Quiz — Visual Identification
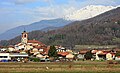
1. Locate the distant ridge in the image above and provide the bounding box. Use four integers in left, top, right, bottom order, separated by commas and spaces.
0, 18, 71, 40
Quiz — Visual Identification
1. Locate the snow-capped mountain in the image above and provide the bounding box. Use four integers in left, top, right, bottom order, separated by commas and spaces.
64, 5, 117, 20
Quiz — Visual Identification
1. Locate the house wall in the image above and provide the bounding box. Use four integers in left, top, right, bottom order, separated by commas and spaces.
8, 47, 14, 52
106, 53, 113, 60
15, 45, 25, 50
77, 54, 84, 59
115, 57, 120, 60
26, 45, 33, 50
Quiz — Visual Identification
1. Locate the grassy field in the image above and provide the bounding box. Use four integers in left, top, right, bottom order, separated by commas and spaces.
0, 61, 120, 73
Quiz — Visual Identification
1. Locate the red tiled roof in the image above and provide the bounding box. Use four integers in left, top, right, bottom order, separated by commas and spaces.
111, 53, 115, 56
28, 40, 41, 43
0, 46, 3, 48
27, 40, 45, 46
33, 46, 41, 49
91, 50, 98, 54
8, 45, 14, 48
98, 51, 106, 55
117, 56, 120, 58
43, 48, 49, 55
79, 50, 89, 54
58, 52, 69, 56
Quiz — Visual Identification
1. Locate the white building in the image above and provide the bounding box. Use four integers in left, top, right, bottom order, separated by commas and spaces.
0, 53, 11, 61
0, 53, 28, 61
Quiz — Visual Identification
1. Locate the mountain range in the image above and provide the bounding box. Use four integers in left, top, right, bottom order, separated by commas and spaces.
0, 18, 71, 40
0, 6, 120, 47
64, 5, 117, 20
0, 5, 118, 40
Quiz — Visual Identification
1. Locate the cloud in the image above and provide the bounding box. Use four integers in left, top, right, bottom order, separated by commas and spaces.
42, 0, 51, 2
14, 0, 37, 4
12, 0, 53, 4
0, 0, 38, 5
81, 0, 118, 6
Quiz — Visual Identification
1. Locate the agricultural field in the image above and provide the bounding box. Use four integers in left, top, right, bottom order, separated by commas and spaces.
0, 61, 120, 73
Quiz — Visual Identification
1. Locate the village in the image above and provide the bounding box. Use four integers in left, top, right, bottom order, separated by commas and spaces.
0, 31, 120, 63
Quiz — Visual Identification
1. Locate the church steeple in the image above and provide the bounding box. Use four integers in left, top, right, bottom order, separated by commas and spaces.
21, 31, 28, 44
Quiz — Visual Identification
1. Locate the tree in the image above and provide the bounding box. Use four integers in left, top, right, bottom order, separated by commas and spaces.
117, 20, 120, 25
48, 45, 57, 57
84, 51, 93, 60
115, 51, 120, 57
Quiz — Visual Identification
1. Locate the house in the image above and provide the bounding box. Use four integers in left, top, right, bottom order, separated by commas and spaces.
0, 46, 8, 52
77, 50, 88, 60
58, 52, 69, 57
106, 53, 114, 60
57, 52, 69, 60
8, 45, 15, 52
96, 50, 108, 60
15, 43, 28, 50
114, 50, 120, 60
57, 52, 74, 61
56, 45, 73, 53
94, 49, 116, 60
32, 48, 39, 53
115, 56, 120, 60
56, 45, 66, 52
27, 40, 45, 47
66, 53, 74, 60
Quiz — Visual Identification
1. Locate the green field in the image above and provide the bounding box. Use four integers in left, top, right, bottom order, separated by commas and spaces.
0, 61, 120, 73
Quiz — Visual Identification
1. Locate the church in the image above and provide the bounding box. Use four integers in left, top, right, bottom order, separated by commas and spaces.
15, 31, 47, 52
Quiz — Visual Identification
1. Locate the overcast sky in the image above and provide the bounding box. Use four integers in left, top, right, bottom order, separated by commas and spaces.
0, 0, 120, 34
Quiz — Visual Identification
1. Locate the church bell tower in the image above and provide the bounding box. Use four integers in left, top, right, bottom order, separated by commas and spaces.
21, 31, 28, 44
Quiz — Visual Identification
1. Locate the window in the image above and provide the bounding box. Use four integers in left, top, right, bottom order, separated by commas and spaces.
24, 34, 27, 37
0, 56, 8, 58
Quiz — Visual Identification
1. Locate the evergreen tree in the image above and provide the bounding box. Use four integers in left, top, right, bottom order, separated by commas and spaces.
84, 51, 93, 60
48, 45, 57, 57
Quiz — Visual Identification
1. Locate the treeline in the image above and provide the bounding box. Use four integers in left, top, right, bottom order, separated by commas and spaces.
0, 7, 120, 47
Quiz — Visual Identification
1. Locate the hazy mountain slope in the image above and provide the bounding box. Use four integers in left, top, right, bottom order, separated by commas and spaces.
0, 18, 71, 40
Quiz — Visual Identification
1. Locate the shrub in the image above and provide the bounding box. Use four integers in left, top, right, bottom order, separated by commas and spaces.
115, 51, 120, 57
29, 57, 40, 62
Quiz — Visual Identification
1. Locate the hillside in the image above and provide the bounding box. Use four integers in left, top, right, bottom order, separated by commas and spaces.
0, 18, 71, 40
1, 7, 120, 47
